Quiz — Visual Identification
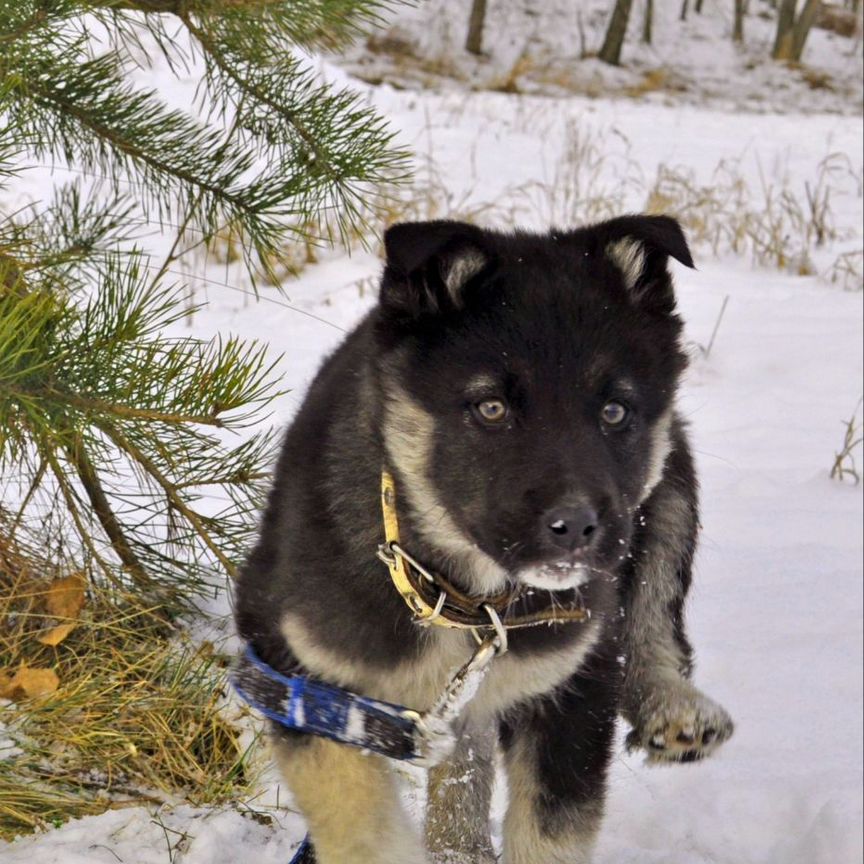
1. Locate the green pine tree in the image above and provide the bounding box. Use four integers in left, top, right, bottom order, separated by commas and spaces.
0, 0, 408, 605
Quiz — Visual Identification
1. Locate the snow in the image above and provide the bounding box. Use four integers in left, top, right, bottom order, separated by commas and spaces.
337, 0, 863, 116
3, 4, 863, 863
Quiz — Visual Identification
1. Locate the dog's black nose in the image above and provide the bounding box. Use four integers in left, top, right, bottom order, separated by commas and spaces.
543, 505, 600, 552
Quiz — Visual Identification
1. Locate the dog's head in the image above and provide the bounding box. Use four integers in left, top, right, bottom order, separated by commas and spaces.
374, 217, 692, 596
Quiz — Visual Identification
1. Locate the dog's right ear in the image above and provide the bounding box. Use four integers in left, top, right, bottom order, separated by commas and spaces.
380, 221, 491, 318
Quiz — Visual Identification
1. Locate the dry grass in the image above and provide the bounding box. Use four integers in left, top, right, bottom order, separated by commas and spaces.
645, 153, 858, 277
0, 524, 254, 839
202, 117, 861, 301
830, 398, 863, 485
624, 68, 674, 98
829, 248, 864, 291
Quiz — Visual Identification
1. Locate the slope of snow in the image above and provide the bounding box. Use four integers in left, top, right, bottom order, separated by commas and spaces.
2, 13, 863, 864
337, 0, 864, 115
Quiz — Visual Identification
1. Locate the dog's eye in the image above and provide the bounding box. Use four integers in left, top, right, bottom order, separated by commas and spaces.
601, 400, 629, 426
474, 399, 509, 424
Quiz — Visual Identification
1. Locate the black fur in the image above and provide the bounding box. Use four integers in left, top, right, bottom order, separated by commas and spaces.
236, 217, 730, 863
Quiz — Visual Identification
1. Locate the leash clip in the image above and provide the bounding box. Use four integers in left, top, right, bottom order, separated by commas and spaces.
407, 635, 499, 767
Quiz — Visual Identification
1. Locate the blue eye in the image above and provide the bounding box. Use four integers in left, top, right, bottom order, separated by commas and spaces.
601, 400, 629, 426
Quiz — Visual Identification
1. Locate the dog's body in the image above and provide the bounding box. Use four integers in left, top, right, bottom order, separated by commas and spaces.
236, 217, 733, 864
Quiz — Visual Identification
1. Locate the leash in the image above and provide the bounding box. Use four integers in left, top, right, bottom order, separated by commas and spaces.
234, 470, 590, 862
233, 638, 499, 766
232, 637, 501, 864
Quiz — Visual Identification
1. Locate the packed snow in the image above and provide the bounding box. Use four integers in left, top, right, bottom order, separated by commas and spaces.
3, 3, 863, 863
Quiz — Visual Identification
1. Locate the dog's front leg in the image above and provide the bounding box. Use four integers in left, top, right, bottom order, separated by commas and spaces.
426, 720, 497, 864
500, 657, 618, 864
273, 733, 429, 864
622, 430, 734, 763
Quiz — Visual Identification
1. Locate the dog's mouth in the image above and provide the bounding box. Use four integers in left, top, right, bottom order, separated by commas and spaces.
513, 558, 594, 592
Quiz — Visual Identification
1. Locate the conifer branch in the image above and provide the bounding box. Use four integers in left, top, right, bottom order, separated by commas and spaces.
1, 0, 403, 606
95, 420, 239, 578
66, 432, 155, 589
50, 392, 227, 428
40, 441, 126, 590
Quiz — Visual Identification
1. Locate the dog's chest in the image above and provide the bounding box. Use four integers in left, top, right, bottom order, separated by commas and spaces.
281, 612, 600, 721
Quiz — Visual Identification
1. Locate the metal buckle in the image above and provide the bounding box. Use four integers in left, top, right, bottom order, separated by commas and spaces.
481, 603, 508, 655
425, 589, 447, 623
376, 542, 398, 567
389, 542, 437, 585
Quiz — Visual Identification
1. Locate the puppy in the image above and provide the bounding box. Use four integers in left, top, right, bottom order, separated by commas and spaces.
236, 216, 733, 863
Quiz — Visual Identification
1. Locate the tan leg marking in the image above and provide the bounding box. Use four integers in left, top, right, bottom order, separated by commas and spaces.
502, 733, 599, 864
273, 736, 428, 864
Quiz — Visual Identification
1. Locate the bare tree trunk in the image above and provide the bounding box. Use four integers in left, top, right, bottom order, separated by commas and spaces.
643, 0, 654, 43
696, 0, 704, 11
790, 0, 821, 59
734, 0, 746, 40
773, 0, 797, 58
465, 0, 488, 55
599, 0, 634, 65
774, 0, 821, 60
681, 0, 689, 20
577, 8, 588, 57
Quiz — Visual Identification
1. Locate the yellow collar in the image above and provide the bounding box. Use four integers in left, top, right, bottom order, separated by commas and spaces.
378, 470, 588, 632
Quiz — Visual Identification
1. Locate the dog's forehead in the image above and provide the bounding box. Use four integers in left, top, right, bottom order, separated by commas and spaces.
463, 266, 638, 369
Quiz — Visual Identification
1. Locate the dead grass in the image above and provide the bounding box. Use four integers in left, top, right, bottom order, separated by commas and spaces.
828, 248, 864, 291
830, 398, 863, 485
624, 68, 671, 97
0, 523, 254, 839
202, 114, 860, 300
800, 66, 836, 92
645, 153, 857, 276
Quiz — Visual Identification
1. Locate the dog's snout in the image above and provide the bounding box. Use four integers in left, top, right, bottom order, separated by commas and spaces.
543, 505, 600, 552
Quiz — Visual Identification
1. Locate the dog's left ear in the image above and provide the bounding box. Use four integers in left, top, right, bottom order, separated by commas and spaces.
597, 215, 694, 313
380, 220, 491, 319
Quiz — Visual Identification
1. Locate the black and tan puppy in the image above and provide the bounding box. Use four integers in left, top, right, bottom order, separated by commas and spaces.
236, 216, 733, 864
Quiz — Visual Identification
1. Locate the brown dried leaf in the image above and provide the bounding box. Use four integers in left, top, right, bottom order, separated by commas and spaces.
0, 666, 59, 700
36, 621, 78, 647
43, 573, 86, 619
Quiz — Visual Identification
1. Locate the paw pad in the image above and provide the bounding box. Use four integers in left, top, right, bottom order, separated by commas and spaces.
627, 682, 734, 764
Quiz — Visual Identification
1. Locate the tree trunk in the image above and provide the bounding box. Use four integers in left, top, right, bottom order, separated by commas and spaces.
643, 0, 654, 43
696, 0, 704, 11
790, 0, 821, 59
465, 0, 488, 55
681, 0, 689, 20
773, 0, 797, 58
599, 0, 634, 65
734, 0, 746, 40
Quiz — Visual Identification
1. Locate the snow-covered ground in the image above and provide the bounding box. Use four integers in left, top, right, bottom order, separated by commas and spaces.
3, 7, 863, 864
339, 0, 864, 115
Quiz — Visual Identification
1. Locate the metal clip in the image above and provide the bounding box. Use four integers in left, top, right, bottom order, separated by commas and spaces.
390, 541, 438, 585
481, 603, 508, 655
376, 542, 397, 567
409, 637, 499, 767
423, 589, 448, 624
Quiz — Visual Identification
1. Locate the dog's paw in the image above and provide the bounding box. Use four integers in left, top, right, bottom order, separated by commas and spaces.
626, 679, 734, 764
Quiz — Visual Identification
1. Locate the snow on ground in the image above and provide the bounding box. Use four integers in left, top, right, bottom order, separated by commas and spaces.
3, 11, 864, 864
338, 0, 864, 115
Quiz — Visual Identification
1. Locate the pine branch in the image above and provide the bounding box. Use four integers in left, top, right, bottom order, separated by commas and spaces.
49, 394, 228, 428
1, 0, 404, 607
65, 431, 155, 589
39, 440, 126, 589
95, 419, 239, 578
